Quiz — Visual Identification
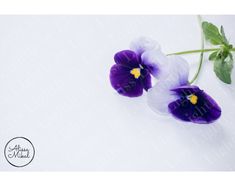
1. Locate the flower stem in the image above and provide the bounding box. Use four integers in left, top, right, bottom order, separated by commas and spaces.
167, 48, 235, 56
189, 15, 204, 84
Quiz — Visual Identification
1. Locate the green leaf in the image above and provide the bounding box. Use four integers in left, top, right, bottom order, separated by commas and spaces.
202, 21, 223, 45
214, 53, 233, 84
220, 26, 229, 45
209, 51, 219, 61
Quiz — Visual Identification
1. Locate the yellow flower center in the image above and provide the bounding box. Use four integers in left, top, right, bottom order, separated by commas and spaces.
188, 94, 198, 105
130, 68, 141, 79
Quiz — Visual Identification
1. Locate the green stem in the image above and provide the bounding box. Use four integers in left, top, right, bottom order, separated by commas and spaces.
189, 15, 204, 84
167, 47, 235, 56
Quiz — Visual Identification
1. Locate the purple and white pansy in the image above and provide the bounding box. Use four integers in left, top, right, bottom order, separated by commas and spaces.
109, 37, 167, 97
147, 55, 221, 124
109, 37, 222, 124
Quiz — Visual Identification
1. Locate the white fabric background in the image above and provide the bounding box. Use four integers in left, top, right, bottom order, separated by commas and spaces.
0, 16, 235, 171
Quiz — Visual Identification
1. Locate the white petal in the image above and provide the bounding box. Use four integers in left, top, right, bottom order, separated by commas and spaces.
147, 55, 190, 114
130, 37, 160, 55
147, 75, 179, 114
167, 55, 189, 85
141, 49, 169, 79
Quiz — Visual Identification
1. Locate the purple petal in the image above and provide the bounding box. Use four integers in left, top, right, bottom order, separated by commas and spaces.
168, 85, 221, 124
114, 50, 139, 68
110, 64, 143, 97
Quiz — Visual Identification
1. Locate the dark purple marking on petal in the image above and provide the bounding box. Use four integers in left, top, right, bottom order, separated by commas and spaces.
140, 69, 152, 91
114, 50, 139, 68
168, 85, 221, 124
171, 85, 200, 96
110, 64, 143, 97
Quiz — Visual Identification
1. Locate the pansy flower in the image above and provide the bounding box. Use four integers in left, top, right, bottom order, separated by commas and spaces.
109, 37, 168, 97
147, 55, 221, 124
